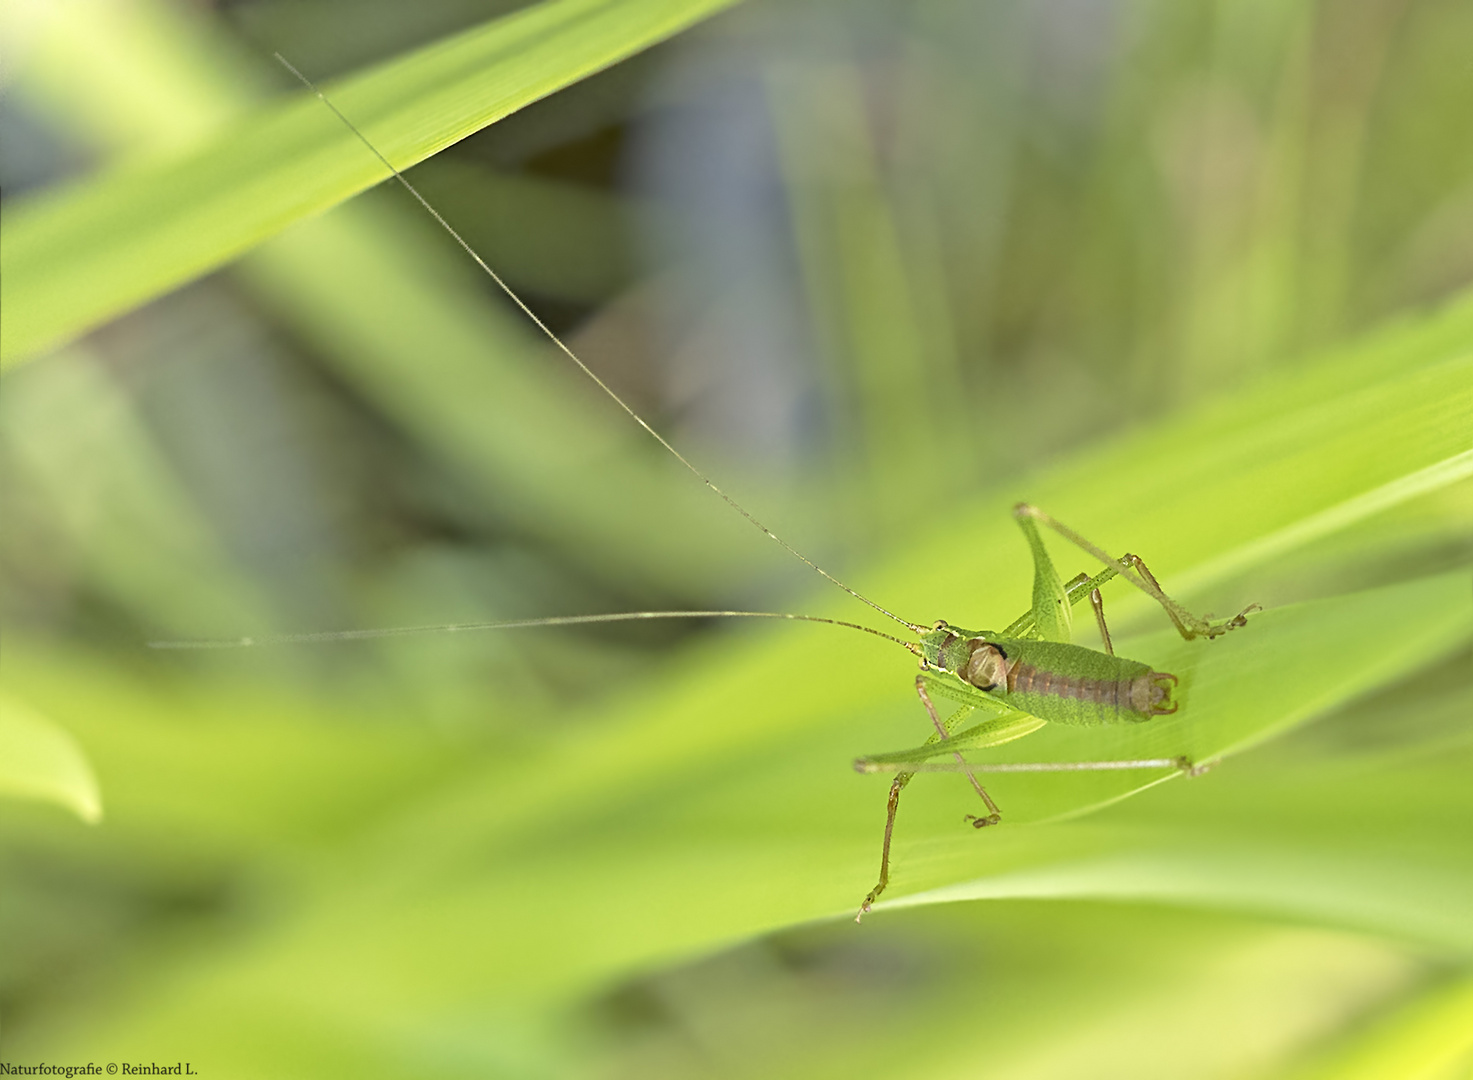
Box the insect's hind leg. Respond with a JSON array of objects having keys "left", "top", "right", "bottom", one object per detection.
[
  {"left": 1117, "top": 551, "right": 1256, "bottom": 639},
  {"left": 1005, "top": 564, "right": 1121, "bottom": 641},
  {"left": 1015, "top": 504, "right": 1257, "bottom": 640}
]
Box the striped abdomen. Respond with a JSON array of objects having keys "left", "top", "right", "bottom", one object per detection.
[{"left": 966, "top": 638, "right": 1177, "bottom": 726}]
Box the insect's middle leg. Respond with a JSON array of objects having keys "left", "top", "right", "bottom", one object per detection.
[
  {"left": 916, "top": 676, "right": 1001, "bottom": 825},
  {"left": 1089, "top": 586, "right": 1113, "bottom": 655},
  {"left": 1062, "top": 570, "right": 1116, "bottom": 654}
]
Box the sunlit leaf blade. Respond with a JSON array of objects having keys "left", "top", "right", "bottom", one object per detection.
[
  {"left": 834, "top": 909, "right": 1429, "bottom": 1080},
  {"left": 0, "top": 0, "right": 737, "bottom": 365},
  {"left": 28, "top": 611, "right": 1468, "bottom": 1076},
  {"left": 890, "top": 731, "right": 1473, "bottom": 949},
  {"left": 837, "top": 274, "right": 1473, "bottom": 631},
  {"left": 0, "top": 692, "right": 102, "bottom": 823}
]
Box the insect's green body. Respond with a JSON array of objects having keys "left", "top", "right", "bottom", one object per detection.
[
  {"left": 920, "top": 626, "right": 1175, "bottom": 726},
  {"left": 852, "top": 510, "right": 1250, "bottom": 916}
]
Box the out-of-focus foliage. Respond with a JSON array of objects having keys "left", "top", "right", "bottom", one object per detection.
[
  {"left": 1, "top": 0, "right": 1470, "bottom": 1077},
  {"left": 0, "top": 0, "right": 739, "bottom": 364},
  {"left": 0, "top": 692, "right": 102, "bottom": 823}
]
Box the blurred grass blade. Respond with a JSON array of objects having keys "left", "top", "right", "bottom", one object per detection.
[
  {"left": 5, "top": 0, "right": 768, "bottom": 598},
  {"left": 0, "top": 691, "right": 102, "bottom": 823},
  {"left": 0, "top": 347, "right": 273, "bottom": 635},
  {"left": 1284, "top": 975, "right": 1473, "bottom": 1080},
  {"left": 0, "top": 0, "right": 737, "bottom": 366},
  {"left": 238, "top": 200, "right": 762, "bottom": 597},
  {"left": 1176, "top": 448, "right": 1473, "bottom": 596}
]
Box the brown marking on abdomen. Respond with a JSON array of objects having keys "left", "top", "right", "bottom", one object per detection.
[{"left": 1007, "top": 661, "right": 1171, "bottom": 717}]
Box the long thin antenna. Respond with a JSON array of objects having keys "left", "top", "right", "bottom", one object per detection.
[
  {"left": 148, "top": 610, "right": 922, "bottom": 652},
  {"left": 274, "top": 53, "right": 924, "bottom": 636}
]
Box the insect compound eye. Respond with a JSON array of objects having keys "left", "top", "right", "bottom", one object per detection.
[
  {"left": 963, "top": 640, "right": 1009, "bottom": 691},
  {"left": 931, "top": 620, "right": 948, "bottom": 630}
]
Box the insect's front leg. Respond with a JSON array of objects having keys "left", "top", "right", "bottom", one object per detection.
[{"left": 857, "top": 674, "right": 1013, "bottom": 921}]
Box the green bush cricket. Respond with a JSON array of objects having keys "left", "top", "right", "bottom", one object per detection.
[
  {"left": 154, "top": 57, "right": 1256, "bottom": 921},
  {"left": 849, "top": 503, "right": 1255, "bottom": 918}
]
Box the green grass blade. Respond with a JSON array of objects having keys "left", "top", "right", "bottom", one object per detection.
[
  {"left": 6, "top": 0, "right": 766, "bottom": 597},
  {"left": 0, "top": 0, "right": 737, "bottom": 366}
]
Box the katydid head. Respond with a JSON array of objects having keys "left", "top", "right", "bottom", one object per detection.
[{"left": 918, "top": 621, "right": 1008, "bottom": 690}]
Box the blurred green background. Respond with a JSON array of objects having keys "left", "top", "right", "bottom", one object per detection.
[{"left": 2, "top": 0, "right": 1472, "bottom": 1076}]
